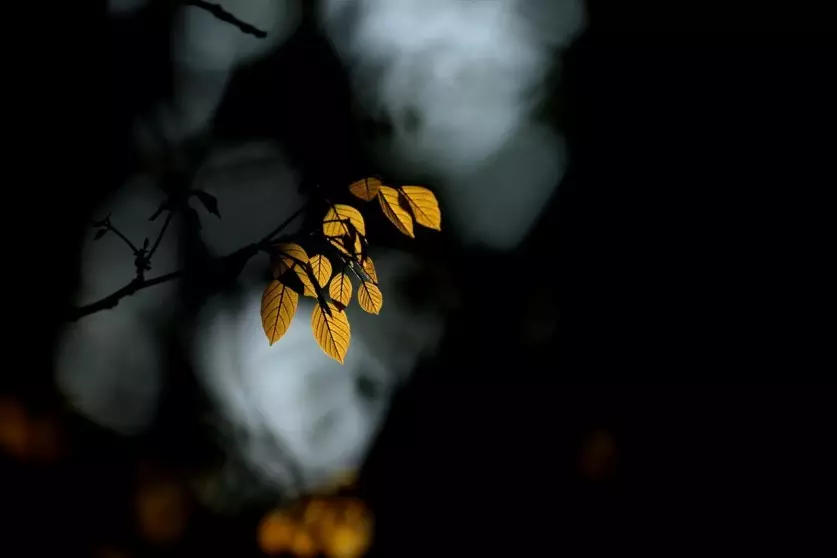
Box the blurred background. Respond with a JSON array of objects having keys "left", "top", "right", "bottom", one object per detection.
[{"left": 3, "top": 1, "right": 834, "bottom": 556}]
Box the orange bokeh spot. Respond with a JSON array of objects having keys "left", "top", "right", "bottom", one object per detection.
[
  {"left": 312, "top": 497, "right": 373, "bottom": 558},
  {"left": 290, "top": 529, "right": 318, "bottom": 558},
  {"left": 135, "top": 480, "right": 188, "bottom": 544},
  {"left": 258, "top": 511, "right": 298, "bottom": 555},
  {"left": 0, "top": 398, "right": 65, "bottom": 463},
  {"left": 259, "top": 496, "right": 373, "bottom": 557},
  {"left": 0, "top": 398, "right": 29, "bottom": 459}
]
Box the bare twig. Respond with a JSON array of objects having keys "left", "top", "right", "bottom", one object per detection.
[
  {"left": 94, "top": 217, "right": 140, "bottom": 254},
  {"left": 66, "top": 206, "right": 307, "bottom": 323},
  {"left": 258, "top": 205, "right": 307, "bottom": 246},
  {"left": 148, "top": 211, "right": 173, "bottom": 261},
  {"left": 183, "top": 0, "right": 268, "bottom": 38},
  {"left": 66, "top": 271, "right": 184, "bottom": 322}
]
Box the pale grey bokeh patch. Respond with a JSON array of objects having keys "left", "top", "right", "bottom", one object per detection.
[
  {"left": 192, "top": 249, "right": 444, "bottom": 496},
  {"left": 55, "top": 176, "right": 180, "bottom": 435},
  {"left": 320, "top": 0, "right": 586, "bottom": 250}
]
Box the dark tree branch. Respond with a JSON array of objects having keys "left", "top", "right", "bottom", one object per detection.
[
  {"left": 183, "top": 0, "right": 268, "bottom": 38},
  {"left": 66, "top": 206, "right": 307, "bottom": 323},
  {"left": 66, "top": 271, "right": 185, "bottom": 321}
]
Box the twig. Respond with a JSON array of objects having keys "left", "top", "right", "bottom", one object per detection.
[
  {"left": 66, "top": 271, "right": 184, "bottom": 322},
  {"left": 258, "top": 205, "right": 307, "bottom": 245},
  {"left": 183, "top": 0, "right": 268, "bottom": 38},
  {"left": 95, "top": 217, "right": 140, "bottom": 254},
  {"left": 148, "top": 211, "right": 173, "bottom": 261},
  {"left": 66, "top": 206, "right": 307, "bottom": 323}
]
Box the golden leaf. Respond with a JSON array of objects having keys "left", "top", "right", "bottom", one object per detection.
[
  {"left": 323, "top": 204, "right": 366, "bottom": 238},
  {"left": 274, "top": 242, "right": 309, "bottom": 277},
  {"left": 309, "top": 254, "right": 333, "bottom": 288},
  {"left": 294, "top": 265, "right": 317, "bottom": 297},
  {"left": 348, "top": 177, "right": 382, "bottom": 201},
  {"left": 311, "top": 302, "right": 351, "bottom": 363},
  {"left": 353, "top": 234, "right": 363, "bottom": 257},
  {"left": 362, "top": 257, "right": 378, "bottom": 283},
  {"left": 357, "top": 282, "right": 383, "bottom": 315},
  {"left": 329, "top": 272, "right": 353, "bottom": 307},
  {"left": 261, "top": 280, "right": 300, "bottom": 345},
  {"left": 377, "top": 186, "right": 414, "bottom": 238},
  {"left": 400, "top": 185, "right": 442, "bottom": 230}
]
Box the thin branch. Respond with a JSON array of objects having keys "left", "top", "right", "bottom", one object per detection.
[
  {"left": 148, "top": 211, "right": 173, "bottom": 261},
  {"left": 258, "top": 205, "right": 307, "bottom": 245},
  {"left": 96, "top": 218, "right": 139, "bottom": 254},
  {"left": 65, "top": 270, "right": 184, "bottom": 322},
  {"left": 183, "top": 0, "right": 268, "bottom": 38},
  {"left": 66, "top": 205, "right": 307, "bottom": 323}
]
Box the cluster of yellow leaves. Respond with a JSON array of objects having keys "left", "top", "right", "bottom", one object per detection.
[
  {"left": 261, "top": 178, "right": 441, "bottom": 364},
  {"left": 258, "top": 497, "right": 373, "bottom": 558},
  {"left": 348, "top": 177, "right": 441, "bottom": 237}
]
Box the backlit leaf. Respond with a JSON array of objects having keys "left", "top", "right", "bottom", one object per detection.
[
  {"left": 400, "top": 185, "right": 442, "bottom": 230},
  {"left": 357, "top": 282, "right": 383, "bottom": 315},
  {"left": 274, "top": 242, "right": 309, "bottom": 277},
  {"left": 329, "top": 272, "right": 353, "bottom": 307},
  {"left": 362, "top": 257, "right": 378, "bottom": 283},
  {"left": 309, "top": 254, "right": 333, "bottom": 288},
  {"left": 323, "top": 204, "right": 366, "bottom": 238},
  {"left": 294, "top": 265, "right": 317, "bottom": 297},
  {"left": 311, "top": 302, "right": 351, "bottom": 364},
  {"left": 353, "top": 234, "right": 363, "bottom": 258},
  {"left": 261, "top": 280, "right": 299, "bottom": 345},
  {"left": 377, "top": 186, "right": 414, "bottom": 238},
  {"left": 348, "top": 177, "right": 382, "bottom": 201}
]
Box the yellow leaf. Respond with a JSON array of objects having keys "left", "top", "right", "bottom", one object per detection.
[
  {"left": 353, "top": 234, "right": 363, "bottom": 257},
  {"left": 329, "top": 272, "right": 353, "bottom": 307},
  {"left": 357, "top": 282, "right": 383, "bottom": 315},
  {"left": 294, "top": 265, "right": 317, "bottom": 297},
  {"left": 261, "top": 280, "right": 300, "bottom": 345},
  {"left": 377, "top": 186, "right": 414, "bottom": 238},
  {"left": 323, "top": 204, "right": 366, "bottom": 238},
  {"left": 274, "top": 242, "right": 309, "bottom": 277},
  {"left": 309, "top": 254, "right": 333, "bottom": 288},
  {"left": 311, "top": 302, "right": 351, "bottom": 363},
  {"left": 362, "top": 256, "right": 378, "bottom": 283},
  {"left": 348, "top": 177, "right": 382, "bottom": 201},
  {"left": 400, "top": 185, "right": 442, "bottom": 231}
]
